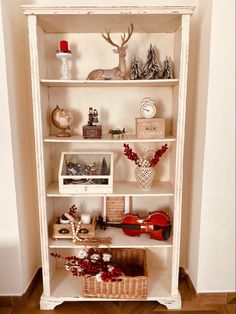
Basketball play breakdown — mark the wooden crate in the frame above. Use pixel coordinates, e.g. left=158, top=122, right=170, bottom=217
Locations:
left=105, top=196, right=125, bottom=222
left=52, top=217, right=96, bottom=240
left=59, top=152, right=113, bottom=194
left=136, top=117, right=165, bottom=139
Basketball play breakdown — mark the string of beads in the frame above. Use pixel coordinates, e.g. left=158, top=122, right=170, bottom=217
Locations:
left=70, top=220, right=83, bottom=243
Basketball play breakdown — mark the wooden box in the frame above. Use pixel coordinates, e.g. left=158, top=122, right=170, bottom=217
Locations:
left=83, top=125, right=102, bottom=139
left=59, top=152, right=113, bottom=194
left=136, top=118, right=165, bottom=139
left=52, top=217, right=96, bottom=240
left=104, top=196, right=126, bottom=222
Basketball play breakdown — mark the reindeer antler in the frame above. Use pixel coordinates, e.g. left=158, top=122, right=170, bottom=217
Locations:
left=121, top=24, right=134, bottom=47
left=102, top=29, right=120, bottom=48
left=102, top=24, right=134, bottom=48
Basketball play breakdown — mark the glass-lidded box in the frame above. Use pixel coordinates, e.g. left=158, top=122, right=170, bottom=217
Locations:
left=59, top=152, right=113, bottom=194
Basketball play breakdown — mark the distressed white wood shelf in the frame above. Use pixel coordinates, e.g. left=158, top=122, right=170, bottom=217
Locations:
left=40, top=255, right=180, bottom=309
left=48, top=265, right=171, bottom=300
left=23, top=4, right=194, bottom=310
left=40, top=79, right=179, bottom=87
left=22, top=5, right=195, bottom=34
left=49, top=228, right=173, bottom=248
left=44, top=134, right=176, bottom=143
left=46, top=181, right=174, bottom=197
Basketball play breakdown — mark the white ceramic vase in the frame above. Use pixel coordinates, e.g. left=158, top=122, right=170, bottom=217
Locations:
left=135, top=166, right=155, bottom=191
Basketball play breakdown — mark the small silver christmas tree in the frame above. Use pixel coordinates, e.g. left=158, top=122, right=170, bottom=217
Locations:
left=162, top=56, right=173, bottom=79
left=142, top=44, right=162, bottom=79
left=130, top=57, right=143, bottom=80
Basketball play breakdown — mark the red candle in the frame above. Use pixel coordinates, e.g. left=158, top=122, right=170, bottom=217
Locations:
left=60, top=40, right=68, bottom=52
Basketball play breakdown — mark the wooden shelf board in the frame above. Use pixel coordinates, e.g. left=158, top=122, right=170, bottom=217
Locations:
left=49, top=227, right=172, bottom=248
left=40, top=79, right=179, bottom=87
left=50, top=261, right=171, bottom=300
left=23, top=5, right=195, bottom=16
left=22, top=6, right=195, bottom=34
left=44, top=134, right=176, bottom=143
left=46, top=181, right=174, bottom=197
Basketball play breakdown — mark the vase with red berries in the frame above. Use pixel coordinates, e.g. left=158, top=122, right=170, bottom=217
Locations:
left=134, top=166, right=155, bottom=191
left=123, top=143, right=168, bottom=191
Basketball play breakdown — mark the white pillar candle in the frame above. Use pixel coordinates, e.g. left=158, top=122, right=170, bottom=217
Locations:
left=81, top=213, right=91, bottom=224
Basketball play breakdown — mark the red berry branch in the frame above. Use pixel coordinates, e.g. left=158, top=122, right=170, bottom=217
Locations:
left=51, top=248, right=123, bottom=282
left=61, top=204, right=77, bottom=220
left=123, top=143, right=168, bottom=167
left=123, top=143, right=139, bottom=165
left=69, top=204, right=77, bottom=217
left=149, top=144, right=168, bottom=167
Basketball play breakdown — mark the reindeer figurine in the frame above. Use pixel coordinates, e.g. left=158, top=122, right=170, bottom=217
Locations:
left=86, top=24, right=134, bottom=80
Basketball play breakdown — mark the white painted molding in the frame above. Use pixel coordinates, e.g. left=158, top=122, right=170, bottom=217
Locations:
left=171, top=14, right=191, bottom=294
left=22, top=5, right=195, bottom=16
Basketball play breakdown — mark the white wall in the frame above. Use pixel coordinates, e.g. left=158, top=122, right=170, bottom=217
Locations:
left=185, top=0, right=235, bottom=292
left=195, top=0, right=235, bottom=292
left=0, top=2, right=22, bottom=293
left=183, top=0, right=213, bottom=290
left=0, top=0, right=40, bottom=295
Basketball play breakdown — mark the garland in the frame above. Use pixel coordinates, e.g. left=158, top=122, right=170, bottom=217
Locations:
left=64, top=213, right=111, bottom=246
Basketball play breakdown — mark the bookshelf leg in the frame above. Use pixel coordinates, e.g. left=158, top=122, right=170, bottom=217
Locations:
left=40, top=297, right=64, bottom=310
left=156, top=294, right=181, bottom=309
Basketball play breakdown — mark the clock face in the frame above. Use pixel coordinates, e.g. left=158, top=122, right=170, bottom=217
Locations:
left=140, top=98, right=156, bottom=119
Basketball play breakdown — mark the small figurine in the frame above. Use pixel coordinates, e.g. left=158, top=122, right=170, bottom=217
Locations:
left=88, top=107, right=94, bottom=126
left=93, top=109, right=99, bottom=125
left=87, top=107, right=99, bottom=126
left=87, top=162, right=97, bottom=175
left=86, top=24, right=134, bottom=80
left=83, top=107, right=102, bottom=139
left=66, top=162, right=87, bottom=175
left=108, top=128, right=127, bottom=138
left=66, top=161, right=98, bottom=177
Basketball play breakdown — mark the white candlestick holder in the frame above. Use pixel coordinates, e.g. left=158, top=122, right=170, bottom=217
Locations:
left=56, top=52, right=72, bottom=80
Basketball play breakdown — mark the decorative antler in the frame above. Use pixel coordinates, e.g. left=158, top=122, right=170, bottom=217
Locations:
left=102, top=24, right=134, bottom=48
left=102, top=29, right=119, bottom=48
left=121, top=23, right=134, bottom=47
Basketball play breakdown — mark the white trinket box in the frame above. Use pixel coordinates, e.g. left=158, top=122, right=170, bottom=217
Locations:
left=58, top=152, right=113, bottom=194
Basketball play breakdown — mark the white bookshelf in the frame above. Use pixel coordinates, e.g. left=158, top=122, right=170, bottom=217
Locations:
left=23, top=4, right=194, bottom=310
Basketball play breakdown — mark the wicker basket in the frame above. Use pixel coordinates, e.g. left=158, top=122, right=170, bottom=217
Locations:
left=82, top=248, right=148, bottom=299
